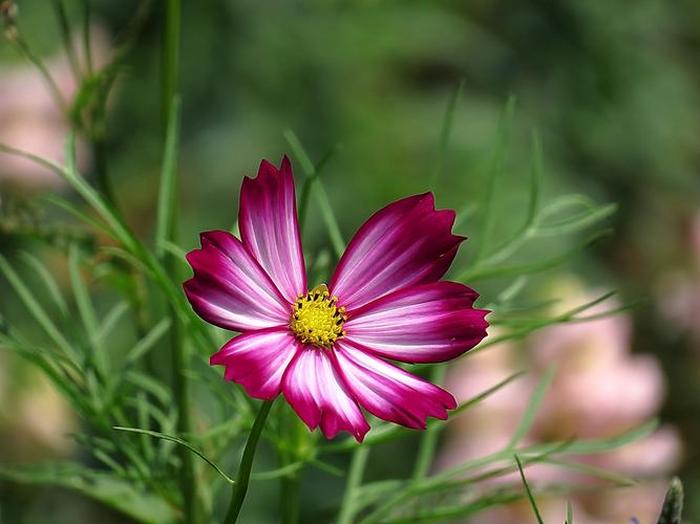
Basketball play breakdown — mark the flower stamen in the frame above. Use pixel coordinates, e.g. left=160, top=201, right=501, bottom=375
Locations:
left=290, top=284, right=346, bottom=348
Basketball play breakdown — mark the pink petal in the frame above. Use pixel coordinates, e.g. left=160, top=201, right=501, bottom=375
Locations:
left=344, top=281, right=489, bottom=363
left=282, top=347, right=369, bottom=441
left=329, top=193, right=464, bottom=311
left=333, top=340, right=457, bottom=429
left=184, top=230, right=290, bottom=332
left=210, top=328, right=299, bottom=400
left=239, top=156, right=307, bottom=303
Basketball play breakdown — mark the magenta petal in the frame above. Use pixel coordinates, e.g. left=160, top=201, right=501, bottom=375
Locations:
left=184, top=230, right=290, bottom=332
left=239, top=156, right=307, bottom=303
left=344, top=281, right=489, bottom=363
left=282, top=347, right=369, bottom=441
left=333, top=341, right=457, bottom=429
left=329, top=193, right=464, bottom=311
left=210, top=328, right=299, bottom=399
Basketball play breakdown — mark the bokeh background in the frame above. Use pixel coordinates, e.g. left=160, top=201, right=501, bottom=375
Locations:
left=1, top=1, right=699, bottom=522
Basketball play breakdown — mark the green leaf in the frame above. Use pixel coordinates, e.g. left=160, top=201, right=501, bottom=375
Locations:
left=526, top=419, right=659, bottom=457
left=657, top=477, right=683, bottom=524
left=43, top=194, right=112, bottom=237
left=18, top=251, right=69, bottom=317
left=0, top=253, right=80, bottom=365
left=473, top=96, right=516, bottom=263
left=536, top=203, right=617, bottom=237
left=507, top=365, right=555, bottom=449
left=68, top=244, right=106, bottom=362
left=284, top=130, right=345, bottom=257
left=566, top=501, right=574, bottom=524
left=515, top=454, right=544, bottom=524
left=431, top=78, right=464, bottom=186
left=125, top=318, right=171, bottom=364
left=113, top=426, right=236, bottom=484
left=161, top=240, right=188, bottom=261
left=459, top=229, right=611, bottom=282
left=540, top=458, right=637, bottom=486
left=155, top=96, right=181, bottom=260
left=96, top=300, right=130, bottom=346
left=0, top=333, right=88, bottom=411
left=0, top=463, right=178, bottom=524
left=473, top=130, right=543, bottom=266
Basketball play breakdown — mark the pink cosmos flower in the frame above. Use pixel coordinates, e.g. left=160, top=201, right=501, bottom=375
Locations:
left=183, top=156, right=489, bottom=441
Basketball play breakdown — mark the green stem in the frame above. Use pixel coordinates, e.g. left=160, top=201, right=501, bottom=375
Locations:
left=160, top=0, right=194, bottom=521
left=81, top=0, right=93, bottom=74
left=225, top=400, right=274, bottom=524
left=51, top=0, right=82, bottom=81
left=411, top=365, right=447, bottom=480
left=337, top=446, right=370, bottom=524
left=9, top=37, right=68, bottom=115
left=162, top=0, right=181, bottom=132
left=91, top=133, right=117, bottom=207
left=277, top=408, right=300, bottom=524
left=297, top=177, right=314, bottom=232
left=280, top=473, right=300, bottom=524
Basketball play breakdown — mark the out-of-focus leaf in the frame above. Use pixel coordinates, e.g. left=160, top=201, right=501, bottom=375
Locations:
left=473, top=96, right=516, bottom=263
left=507, top=366, right=555, bottom=449
left=525, top=419, right=659, bottom=457
left=657, top=477, right=683, bottom=524
left=566, top=501, right=574, bottom=524
left=431, top=78, right=464, bottom=186
left=125, top=318, right=171, bottom=364
left=96, top=300, right=130, bottom=345
left=0, top=253, right=80, bottom=365
left=459, top=229, right=611, bottom=282
left=69, top=244, right=107, bottom=373
left=114, top=426, right=236, bottom=484
left=540, top=458, right=637, bottom=486
left=155, top=97, right=181, bottom=261
left=0, top=463, right=178, bottom=524
left=285, top=130, right=345, bottom=257
left=18, top=251, right=69, bottom=317
left=515, top=454, right=544, bottom=524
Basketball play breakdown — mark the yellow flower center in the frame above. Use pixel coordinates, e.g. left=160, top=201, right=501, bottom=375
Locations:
left=290, top=284, right=346, bottom=348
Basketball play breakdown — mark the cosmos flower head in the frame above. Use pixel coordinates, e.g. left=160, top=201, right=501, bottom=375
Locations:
left=184, top=156, right=489, bottom=441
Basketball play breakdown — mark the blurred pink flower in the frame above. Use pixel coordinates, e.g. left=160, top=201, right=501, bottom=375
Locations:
left=438, top=283, right=682, bottom=524
left=0, top=26, right=110, bottom=189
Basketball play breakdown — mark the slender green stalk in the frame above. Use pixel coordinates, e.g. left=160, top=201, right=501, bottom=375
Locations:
left=280, top=473, right=300, bottom=524
left=283, top=131, right=345, bottom=257
left=411, top=365, right=447, bottom=480
left=7, top=37, right=68, bottom=114
left=51, top=0, right=82, bottom=81
left=160, top=0, right=194, bottom=521
left=81, top=0, right=93, bottom=74
left=515, top=455, right=544, bottom=524
left=225, top=400, right=274, bottom=524
left=162, top=0, right=181, bottom=132
left=277, top=409, right=300, bottom=524
left=430, top=79, right=464, bottom=187
left=337, top=446, right=370, bottom=524
left=91, top=133, right=117, bottom=207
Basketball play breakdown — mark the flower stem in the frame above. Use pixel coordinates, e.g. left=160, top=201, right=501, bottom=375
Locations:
left=337, top=446, right=370, bottom=524
left=225, top=399, right=274, bottom=524
left=412, top=365, right=448, bottom=480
